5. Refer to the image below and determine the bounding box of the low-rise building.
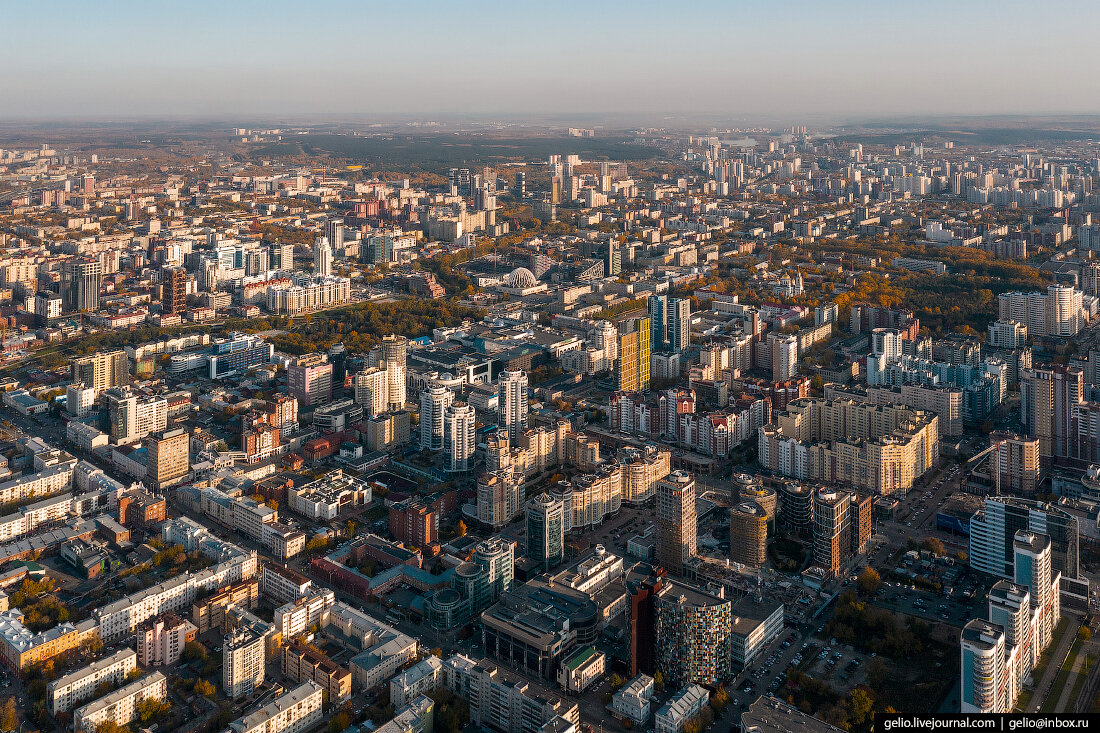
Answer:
[47,648,138,715]
[556,645,605,693]
[655,684,709,733]
[228,681,324,733]
[389,655,443,708]
[283,640,352,703]
[73,671,167,733]
[611,674,654,726]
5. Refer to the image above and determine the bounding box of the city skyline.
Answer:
[3,0,1100,121]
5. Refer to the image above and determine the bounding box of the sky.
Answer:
[3,0,1099,123]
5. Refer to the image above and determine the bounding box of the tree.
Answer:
[127,667,142,681]
[921,537,945,556]
[610,673,624,690]
[0,697,15,733]
[1081,626,1092,642]
[95,722,127,733]
[856,567,882,596]
[329,712,351,733]
[194,678,216,698]
[266,499,279,511]
[456,520,467,537]
[653,671,665,693]
[182,640,206,662]
[848,688,875,727]
[137,698,170,723]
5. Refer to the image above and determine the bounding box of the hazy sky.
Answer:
[4,0,1099,123]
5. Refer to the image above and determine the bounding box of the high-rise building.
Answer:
[287,354,333,407]
[136,614,197,667]
[146,428,190,488]
[526,493,564,571]
[729,502,768,566]
[324,219,345,251]
[104,387,167,445]
[477,469,523,528]
[1013,531,1060,653]
[161,266,187,316]
[327,344,347,388]
[60,258,101,312]
[223,627,265,699]
[313,236,333,277]
[606,240,621,276]
[497,370,528,447]
[420,383,454,451]
[648,296,668,351]
[668,298,691,353]
[443,402,476,472]
[656,471,696,574]
[989,431,1040,495]
[473,536,514,603]
[72,350,130,394]
[969,497,1079,580]
[382,334,408,409]
[960,620,1008,714]
[770,334,798,381]
[1021,364,1082,464]
[655,580,732,687]
[617,317,652,392]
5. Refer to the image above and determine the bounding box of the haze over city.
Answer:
[4,0,1100,121]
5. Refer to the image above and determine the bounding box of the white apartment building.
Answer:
[261,564,313,605]
[274,588,335,640]
[229,681,324,733]
[224,626,266,699]
[74,672,167,733]
[47,648,137,715]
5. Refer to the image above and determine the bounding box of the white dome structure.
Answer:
[507,267,538,290]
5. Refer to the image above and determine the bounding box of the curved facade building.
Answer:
[729,501,768,566]
[778,481,814,534]
[526,494,565,571]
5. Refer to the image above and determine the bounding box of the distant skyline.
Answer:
[4,0,1100,123]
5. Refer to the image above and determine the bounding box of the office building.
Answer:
[655,580,731,687]
[73,672,167,733]
[740,696,844,733]
[161,266,188,316]
[656,471,696,575]
[136,613,196,667]
[649,295,668,351]
[287,470,370,521]
[812,489,872,576]
[61,258,101,312]
[668,298,691,353]
[969,497,1079,580]
[443,402,476,472]
[729,502,768,566]
[72,350,130,394]
[206,333,275,379]
[228,681,324,733]
[526,493,565,571]
[223,626,266,699]
[498,369,528,447]
[287,353,333,407]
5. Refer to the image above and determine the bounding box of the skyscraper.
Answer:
[498,370,528,447]
[526,493,564,571]
[161,266,187,316]
[606,239,621,277]
[648,296,668,351]
[324,218,345,251]
[420,383,454,451]
[313,236,333,277]
[287,354,333,407]
[1020,364,1082,464]
[729,502,767,566]
[656,471,696,574]
[443,402,476,473]
[382,335,408,409]
[969,496,1079,580]
[655,580,732,688]
[668,298,691,353]
[617,317,652,392]
[60,258,101,312]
